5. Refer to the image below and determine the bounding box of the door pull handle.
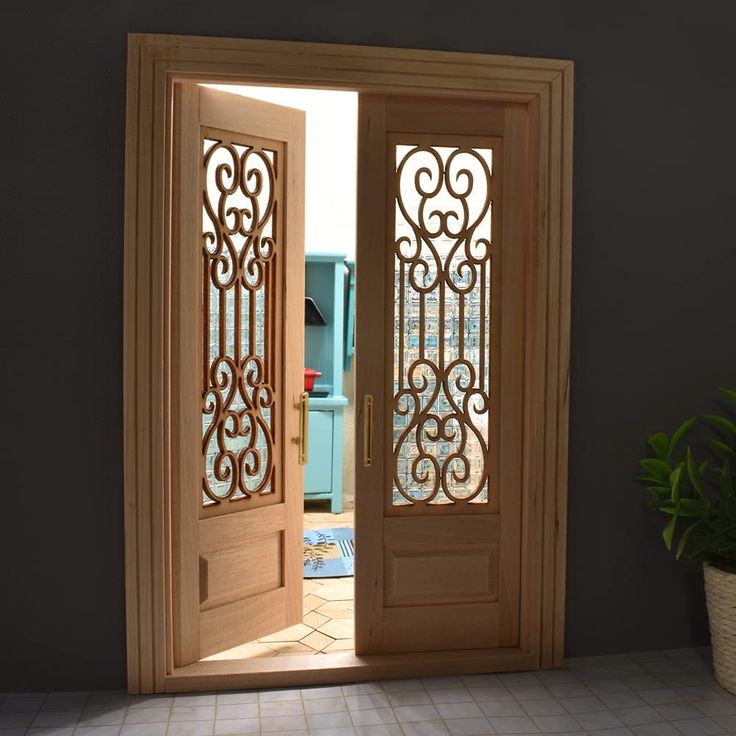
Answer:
[363,394,374,468]
[295,391,309,465]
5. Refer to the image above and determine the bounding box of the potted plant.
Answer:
[639,387,736,694]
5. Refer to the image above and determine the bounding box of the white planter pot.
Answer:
[704,562,736,695]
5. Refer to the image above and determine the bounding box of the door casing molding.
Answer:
[123,32,573,693]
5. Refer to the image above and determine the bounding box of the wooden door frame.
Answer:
[123,33,573,694]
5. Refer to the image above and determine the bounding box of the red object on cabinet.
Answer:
[304,367,321,391]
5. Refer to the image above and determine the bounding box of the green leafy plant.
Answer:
[638,387,736,567]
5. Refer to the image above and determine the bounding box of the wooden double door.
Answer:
[171,84,530,667]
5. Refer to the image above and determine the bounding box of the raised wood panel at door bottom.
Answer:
[199,532,282,610]
[382,515,501,652]
[384,515,500,607]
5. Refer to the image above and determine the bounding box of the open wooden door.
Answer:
[171,84,306,665]
[355,95,530,657]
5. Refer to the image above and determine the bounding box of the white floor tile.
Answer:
[11,647,731,736]
[479,701,526,717]
[120,724,167,736]
[393,703,441,722]
[354,725,402,736]
[303,696,347,714]
[401,722,451,736]
[123,707,170,724]
[76,708,126,726]
[444,715,496,735]
[169,706,216,722]
[259,700,303,718]
[305,711,353,729]
[259,714,308,731]
[521,699,567,716]
[165,722,215,736]
[349,707,397,725]
[532,714,581,732]
[214,692,258,706]
[74,724,120,736]
[671,717,725,736]
[486,715,540,734]
[213,717,259,734]
[387,691,432,706]
[32,712,81,728]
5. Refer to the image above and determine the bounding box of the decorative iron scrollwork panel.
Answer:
[392,143,494,506]
[201,134,281,507]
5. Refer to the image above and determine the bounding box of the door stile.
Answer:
[496,104,527,651]
[283,108,306,625]
[519,92,547,662]
[171,82,204,667]
[355,95,388,655]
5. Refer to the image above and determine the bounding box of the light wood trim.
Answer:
[283,106,307,626]
[517,87,547,663]
[165,647,538,692]
[354,95,387,656]
[171,82,202,668]
[123,35,142,693]
[544,65,574,669]
[124,33,572,692]
[496,104,525,649]
[138,34,568,101]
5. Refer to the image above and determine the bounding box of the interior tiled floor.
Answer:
[207,507,355,660]
[3,648,736,735]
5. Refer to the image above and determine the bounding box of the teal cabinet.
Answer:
[303,253,350,513]
[304,410,333,492]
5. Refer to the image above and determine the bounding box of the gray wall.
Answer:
[3,0,736,692]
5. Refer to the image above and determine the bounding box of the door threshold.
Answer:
[165,647,537,692]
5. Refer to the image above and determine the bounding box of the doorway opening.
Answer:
[201,85,359,661]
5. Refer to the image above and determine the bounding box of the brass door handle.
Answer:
[363,394,374,467]
[295,391,309,465]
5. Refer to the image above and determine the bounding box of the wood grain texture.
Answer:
[169,83,305,668]
[517,88,547,663]
[546,65,574,670]
[354,95,388,656]
[123,33,572,692]
[199,533,282,610]
[123,33,141,694]
[165,646,537,692]
[284,105,307,626]
[384,545,499,607]
[355,95,526,658]
[171,82,202,669]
